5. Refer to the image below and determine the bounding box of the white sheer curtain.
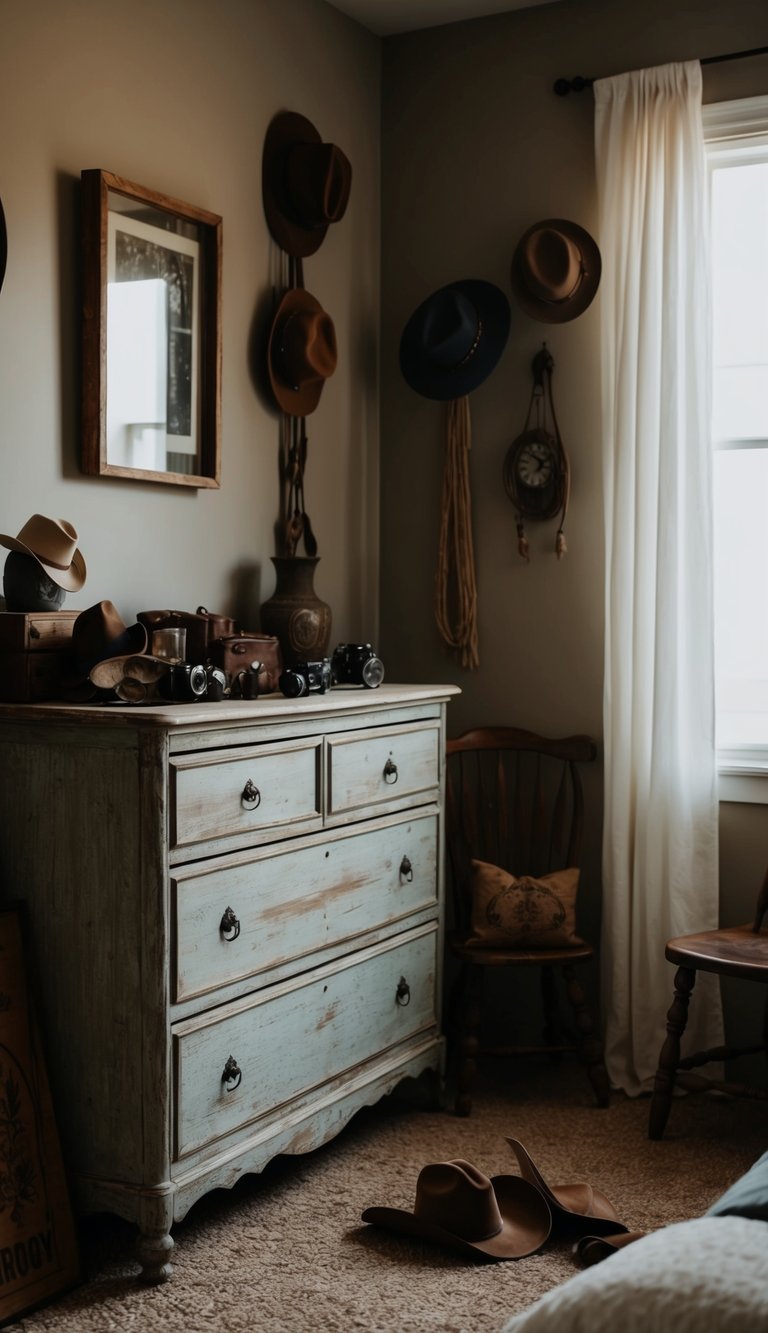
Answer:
[595,61,724,1096]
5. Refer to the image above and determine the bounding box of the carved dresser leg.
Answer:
[648,965,696,1141]
[136,1229,174,1283]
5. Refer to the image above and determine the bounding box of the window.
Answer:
[704,97,768,793]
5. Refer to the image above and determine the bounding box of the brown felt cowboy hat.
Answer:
[511,219,601,323]
[505,1138,629,1239]
[262,111,352,258]
[361,1158,551,1261]
[267,287,338,417]
[0,514,86,592]
[62,601,149,701]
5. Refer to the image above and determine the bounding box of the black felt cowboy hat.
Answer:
[262,111,352,258]
[267,286,338,417]
[511,219,601,323]
[361,1158,551,1261]
[399,279,511,401]
[0,514,86,592]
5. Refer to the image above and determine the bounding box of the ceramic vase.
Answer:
[260,556,332,668]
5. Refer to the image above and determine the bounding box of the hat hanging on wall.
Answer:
[262,111,352,258]
[510,219,601,323]
[267,286,338,417]
[399,279,511,401]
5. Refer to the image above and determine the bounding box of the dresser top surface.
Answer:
[0,682,460,731]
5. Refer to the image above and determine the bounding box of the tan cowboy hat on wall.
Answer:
[267,287,338,417]
[0,514,86,591]
[511,219,601,323]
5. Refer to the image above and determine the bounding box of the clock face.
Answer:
[516,440,555,488]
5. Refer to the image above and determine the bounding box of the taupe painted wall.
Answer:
[380,0,768,1047]
[0,0,380,643]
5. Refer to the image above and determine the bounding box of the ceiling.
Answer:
[325,0,561,37]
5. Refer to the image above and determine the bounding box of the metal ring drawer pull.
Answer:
[221,1055,242,1091]
[241,779,261,809]
[400,856,413,882]
[395,976,411,1006]
[383,757,398,785]
[219,906,241,941]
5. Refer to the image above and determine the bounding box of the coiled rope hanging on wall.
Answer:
[434,395,479,670]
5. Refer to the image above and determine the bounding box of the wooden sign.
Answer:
[0,906,79,1322]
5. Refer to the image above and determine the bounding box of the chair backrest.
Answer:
[445,726,596,935]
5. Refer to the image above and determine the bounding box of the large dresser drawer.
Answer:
[326,721,439,819]
[173,811,439,1002]
[173,925,437,1157]
[170,738,322,849]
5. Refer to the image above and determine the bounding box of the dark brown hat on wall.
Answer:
[511,219,601,323]
[267,287,338,417]
[262,111,352,258]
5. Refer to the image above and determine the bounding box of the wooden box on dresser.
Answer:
[0,683,458,1280]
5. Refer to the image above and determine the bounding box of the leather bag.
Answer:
[209,632,283,694]
[137,607,237,665]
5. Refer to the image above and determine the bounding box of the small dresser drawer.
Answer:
[172,811,439,1002]
[326,722,440,819]
[170,738,322,850]
[174,925,437,1157]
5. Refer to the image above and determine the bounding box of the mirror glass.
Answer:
[81,170,221,488]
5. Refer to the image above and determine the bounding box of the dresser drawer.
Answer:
[173,811,439,1002]
[170,738,322,849]
[326,722,439,819]
[174,925,437,1157]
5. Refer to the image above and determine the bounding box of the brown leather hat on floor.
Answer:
[262,111,352,258]
[361,1158,551,1261]
[505,1138,629,1238]
[511,219,601,323]
[267,287,338,417]
[0,513,86,592]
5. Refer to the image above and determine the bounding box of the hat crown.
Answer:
[285,142,352,229]
[418,290,482,372]
[280,308,338,388]
[413,1161,503,1242]
[15,514,79,569]
[522,228,584,303]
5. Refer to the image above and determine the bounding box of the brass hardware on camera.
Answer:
[241,779,261,809]
[395,976,411,1006]
[221,1055,242,1091]
[400,856,413,882]
[219,906,241,941]
[383,757,398,785]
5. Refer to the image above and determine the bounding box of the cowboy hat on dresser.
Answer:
[399,279,511,401]
[361,1158,551,1261]
[267,287,338,416]
[262,111,352,258]
[0,514,86,592]
[511,219,601,323]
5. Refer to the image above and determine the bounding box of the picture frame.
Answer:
[80,169,222,488]
[0,904,80,1322]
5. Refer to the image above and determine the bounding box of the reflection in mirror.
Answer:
[81,170,221,487]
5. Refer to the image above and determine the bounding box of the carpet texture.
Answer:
[7,1061,766,1332]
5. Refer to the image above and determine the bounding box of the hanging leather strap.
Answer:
[435,396,480,670]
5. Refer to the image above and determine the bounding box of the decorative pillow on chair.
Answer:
[467,859,585,948]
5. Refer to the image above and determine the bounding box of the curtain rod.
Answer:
[553,44,768,96]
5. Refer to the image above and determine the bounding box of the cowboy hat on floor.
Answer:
[399,279,510,401]
[361,1158,551,1261]
[262,110,352,258]
[511,219,601,323]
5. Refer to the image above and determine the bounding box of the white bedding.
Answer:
[502,1216,768,1333]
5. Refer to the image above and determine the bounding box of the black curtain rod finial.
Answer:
[554,75,595,96]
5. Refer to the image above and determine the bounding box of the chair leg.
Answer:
[541,965,563,1060]
[454,964,484,1117]
[561,962,611,1107]
[648,965,696,1141]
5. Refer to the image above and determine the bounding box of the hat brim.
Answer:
[399,278,511,402]
[262,111,328,259]
[511,219,601,324]
[0,536,86,592]
[361,1174,551,1261]
[89,653,168,691]
[267,286,327,417]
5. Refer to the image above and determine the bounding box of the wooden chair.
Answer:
[648,865,768,1140]
[444,727,610,1116]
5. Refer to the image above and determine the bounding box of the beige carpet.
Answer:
[7,1061,766,1333]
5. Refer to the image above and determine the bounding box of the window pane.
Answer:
[714,447,768,746]
[711,161,768,445]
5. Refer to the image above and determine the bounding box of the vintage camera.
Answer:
[331,642,385,689]
[278,659,332,698]
[159,661,209,702]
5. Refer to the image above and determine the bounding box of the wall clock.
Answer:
[503,346,570,559]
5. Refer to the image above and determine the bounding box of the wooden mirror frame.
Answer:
[80,169,222,488]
